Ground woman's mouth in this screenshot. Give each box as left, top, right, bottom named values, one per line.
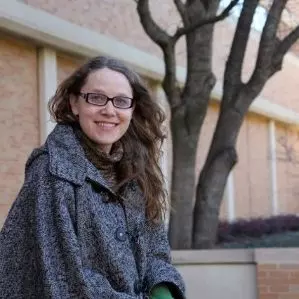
left=95, top=121, right=117, bottom=128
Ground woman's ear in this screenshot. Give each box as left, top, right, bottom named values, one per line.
left=69, top=94, right=79, bottom=116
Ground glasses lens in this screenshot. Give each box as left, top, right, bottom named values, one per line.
left=87, top=94, right=107, bottom=105
left=113, top=97, right=132, bottom=109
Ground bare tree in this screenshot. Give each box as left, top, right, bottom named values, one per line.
left=135, top=0, right=299, bottom=249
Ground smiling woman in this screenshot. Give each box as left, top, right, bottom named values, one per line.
left=0, top=56, right=186, bottom=299
left=69, top=68, right=134, bottom=154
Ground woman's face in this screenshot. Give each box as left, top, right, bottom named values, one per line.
left=70, top=68, right=134, bottom=153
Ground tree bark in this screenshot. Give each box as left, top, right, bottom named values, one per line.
left=168, top=1, right=218, bottom=249
left=168, top=112, right=198, bottom=249
left=192, top=105, right=242, bottom=248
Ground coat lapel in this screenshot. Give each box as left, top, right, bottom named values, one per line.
left=46, top=124, right=113, bottom=192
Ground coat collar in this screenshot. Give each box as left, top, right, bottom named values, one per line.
left=44, top=124, right=144, bottom=205
left=45, top=124, right=111, bottom=189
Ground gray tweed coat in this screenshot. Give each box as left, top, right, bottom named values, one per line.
left=0, top=124, right=185, bottom=299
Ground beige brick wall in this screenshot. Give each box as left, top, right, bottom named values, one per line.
left=0, top=34, right=39, bottom=227
left=22, top=0, right=183, bottom=64
left=22, top=0, right=299, bottom=114
left=276, top=124, right=299, bottom=215
left=234, top=117, right=252, bottom=218
left=246, top=114, right=271, bottom=217
left=234, top=114, right=271, bottom=219
left=57, top=53, right=84, bottom=85
left=257, top=264, right=299, bottom=299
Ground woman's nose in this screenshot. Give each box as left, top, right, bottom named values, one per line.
left=100, top=101, right=116, bottom=115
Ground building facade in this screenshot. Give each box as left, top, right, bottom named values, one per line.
left=1, top=0, right=299, bottom=227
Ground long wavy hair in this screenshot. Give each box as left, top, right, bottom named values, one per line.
left=48, top=56, right=167, bottom=223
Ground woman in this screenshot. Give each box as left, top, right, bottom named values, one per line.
left=0, top=56, right=185, bottom=299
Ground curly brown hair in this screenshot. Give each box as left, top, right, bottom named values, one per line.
left=48, top=56, right=167, bottom=223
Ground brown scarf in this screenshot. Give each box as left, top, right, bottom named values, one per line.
left=74, top=127, right=123, bottom=190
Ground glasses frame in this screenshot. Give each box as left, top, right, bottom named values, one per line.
left=79, top=92, right=134, bottom=109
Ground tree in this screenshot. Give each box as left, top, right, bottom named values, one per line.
left=135, top=0, right=299, bottom=249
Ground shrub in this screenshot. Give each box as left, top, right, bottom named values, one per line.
left=217, top=214, right=299, bottom=244
left=218, top=231, right=299, bottom=248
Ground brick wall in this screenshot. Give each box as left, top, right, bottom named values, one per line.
left=255, top=248, right=299, bottom=299
left=257, top=264, right=299, bottom=299
left=0, top=34, right=39, bottom=227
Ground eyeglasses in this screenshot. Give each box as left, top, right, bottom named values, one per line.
left=79, top=92, right=134, bottom=109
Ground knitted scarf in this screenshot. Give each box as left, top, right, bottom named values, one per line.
left=74, top=127, right=123, bottom=190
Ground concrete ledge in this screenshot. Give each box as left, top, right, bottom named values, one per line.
left=172, top=249, right=255, bottom=265
left=172, top=248, right=299, bottom=265
left=0, top=0, right=186, bottom=82
left=255, top=248, right=299, bottom=264
left=1, top=0, right=299, bottom=126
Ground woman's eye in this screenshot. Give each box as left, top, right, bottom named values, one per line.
left=116, top=97, right=126, bottom=103
left=90, top=94, right=106, bottom=101
left=116, top=97, right=131, bottom=104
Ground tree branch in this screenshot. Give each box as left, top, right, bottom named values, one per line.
left=173, top=0, right=239, bottom=41
left=223, top=0, right=259, bottom=102
left=135, top=0, right=180, bottom=108
left=162, top=46, right=181, bottom=108
left=173, top=0, right=187, bottom=21
left=274, top=25, right=299, bottom=63
left=247, top=0, right=287, bottom=94
left=136, top=0, right=171, bottom=48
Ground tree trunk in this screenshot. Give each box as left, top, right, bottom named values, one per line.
left=168, top=109, right=199, bottom=249
left=192, top=106, right=243, bottom=248
left=168, top=5, right=218, bottom=249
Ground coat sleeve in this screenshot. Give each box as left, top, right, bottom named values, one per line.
left=0, top=153, right=137, bottom=299
left=144, top=221, right=186, bottom=299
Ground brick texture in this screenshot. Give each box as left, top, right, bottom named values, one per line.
left=257, top=264, right=299, bottom=299
left=275, top=125, right=299, bottom=215
left=0, top=35, right=39, bottom=227
left=57, top=53, right=84, bottom=85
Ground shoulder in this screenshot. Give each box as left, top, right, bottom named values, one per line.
left=23, top=146, right=50, bottom=183
left=23, top=146, right=69, bottom=193
left=21, top=147, right=75, bottom=205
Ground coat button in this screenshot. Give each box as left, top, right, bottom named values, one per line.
left=115, top=227, right=127, bottom=242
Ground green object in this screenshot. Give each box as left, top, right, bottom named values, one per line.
left=150, top=285, right=174, bottom=299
